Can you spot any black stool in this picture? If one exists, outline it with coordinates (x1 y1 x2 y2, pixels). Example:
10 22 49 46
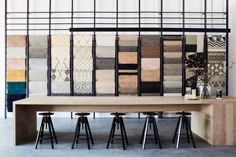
35 112 58 149
72 113 94 149
140 112 162 149
107 112 128 150
172 112 196 149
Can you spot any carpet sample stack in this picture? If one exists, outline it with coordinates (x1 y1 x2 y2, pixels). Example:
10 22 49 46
73 35 93 95
96 35 115 95
141 35 161 95
29 35 48 96
6 35 26 112
51 35 70 95
163 36 182 96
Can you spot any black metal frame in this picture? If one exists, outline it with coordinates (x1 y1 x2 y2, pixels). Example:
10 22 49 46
4 0 230 118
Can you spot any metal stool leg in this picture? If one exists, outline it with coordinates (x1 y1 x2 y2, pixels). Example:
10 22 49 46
153 117 162 149
140 118 147 144
176 116 183 149
85 117 94 144
49 116 58 144
142 117 149 150
40 117 45 144
35 118 44 149
183 116 190 143
186 117 196 148
48 117 54 149
107 118 115 149
120 118 128 145
119 117 126 150
84 117 91 150
172 116 181 144
72 118 80 149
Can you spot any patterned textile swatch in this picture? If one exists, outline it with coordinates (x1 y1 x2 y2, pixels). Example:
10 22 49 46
141 46 160 58
7 35 26 47
142 58 160 70
29 70 47 81
7 82 26 94
208 35 226 52
51 81 70 95
51 35 70 47
7 59 25 70
96 46 115 58
29 82 47 95
51 47 70 71
96 70 114 81
7 70 26 82
74 46 92 59
29 35 47 47
209 76 226 96
141 70 160 82
74 70 92 95
7 47 26 58
96 58 115 69
141 35 160 46
29 48 48 58
7 94 26 112
74 58 93 71
74 35 92 47
119 52 137 64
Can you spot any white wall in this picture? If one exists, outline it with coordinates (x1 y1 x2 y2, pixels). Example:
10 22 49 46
0 0 236 118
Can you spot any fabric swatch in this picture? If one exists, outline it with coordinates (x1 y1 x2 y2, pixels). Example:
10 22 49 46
119 40 138 46
208 35 225 51
96 58 115 69
51 47 70 70
51 70 70 81
119 88 137 94
119 52 137 64
164 58 182 64
197 35 204 52
119 75 137 88
164 81 182 88
164 76 182 81
74 81 92 95
164 69 182 76
141 82 161 93
186 35 197 45
7 82 26 94
141 46 160 58
142 58 160 70
96 46 115 58
141 70 160 82
74 58 93 71
163 36 182 40
7 35 26 47
29 70 47 81
164 52 182 58
96 81 115 94
7 47 26 59
7 94 26 112
141 35 160 46
7 70 26 82
164 64 182 69
7 59 25 70
74 70 92 82
119 46 137 52
74 35 92 47
29 58 47 70
29 82 47 95
29 35 48 47
29 47 48 58
164 45 182 52
164 88 182 93
96 70 114 81
74 46 92 59
119 35 138 41
209 76 226 96
51 35 70 47
96 35 115 46
51 81 70 94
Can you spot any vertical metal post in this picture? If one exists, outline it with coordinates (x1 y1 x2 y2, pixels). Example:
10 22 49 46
160 0 164 96
182 0 186 96
70 0 74 119
4 0 8 119
92 0 96 119
115 0 119 96
26 0 30 98
226 0 229 96
138 0 141 96
48 0 52 96
204 0 208 75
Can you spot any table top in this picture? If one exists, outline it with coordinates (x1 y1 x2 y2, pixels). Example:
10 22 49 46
13 96 236 106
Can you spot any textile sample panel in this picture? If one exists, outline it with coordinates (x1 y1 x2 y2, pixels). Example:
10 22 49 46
74 35 93 95
6 35 26 112
29 35 48 96
118 35 138 95
163 36 182 95
141 35 161 94
51 35 70 95
208 35 226 96
96 35 115 95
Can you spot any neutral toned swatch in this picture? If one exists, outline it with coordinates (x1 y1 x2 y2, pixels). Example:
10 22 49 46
74 58 93 71
119 46 137 52
164 41 182 46
141 46 160 58
7 70 26 81
141 35 160 46
164 52 182 58
119 40 138 46
29 58 47 70
164 69 182 76
119 75 137 88
164 81 182 88
96 35 115 46
51 35 70 47
163 36 182 40
29 70 47 81
74 35 92 47
186 35 197 45
7 47 26 59
164 76 182 81
29 47 48 58
96 81 115 94
164 58 182 64
29 82 47 95
7 35 26 47
96 70 114 81
51 81 70 94
29 35 48 47
142 58 160 70
197 35 204 52
7 82 26 94
119 35 138 41
164 45 182 52
74 70 92 82
164 64 182 69
74 81 92 94
51 47 70 70
96 46 115 58
96 58 115 69
119 88 137 94
7 59 25 70
74 46 92 59
51 70 70 81
164 88 182 93
119 52 137 64
141 70 160 82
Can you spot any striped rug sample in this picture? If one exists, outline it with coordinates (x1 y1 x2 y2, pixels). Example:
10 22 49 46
141 46 160 58
141 70 160 82
119 52 137 64
7 35 26 47
208 35 226 96
51 35 70 95
163 36 182 95
119 75 137 93
74 70 92 95
119 35 138 52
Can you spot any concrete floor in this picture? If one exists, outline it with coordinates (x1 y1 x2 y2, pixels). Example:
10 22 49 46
0 117 236 157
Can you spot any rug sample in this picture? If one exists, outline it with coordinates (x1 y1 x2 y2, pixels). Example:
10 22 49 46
7 82 26 94
7 59 25 70
29 35 48 47
7 35 26 47
119 52 137 64
96 70 114 81
96 81 115 94
29 58 47 70
74 35 92 47
29 82 47 95
51 35 70 47
96 35 116 46
141 46 160 58
29 47 48 58
7 70 26 82
73 70 92 95
7 47 26 58
96 46 115 58
29 70 47 81
7 94 26 112
96 58 115 69
51 81 70 94
141 70 160 82
74 46 92 59
142 58 160 70
141 35 160 46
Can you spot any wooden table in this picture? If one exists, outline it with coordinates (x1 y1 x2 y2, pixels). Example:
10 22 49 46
13 96 236 146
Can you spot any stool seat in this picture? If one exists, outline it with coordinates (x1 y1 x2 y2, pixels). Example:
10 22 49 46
111 112 126 116
75 113 90 116
176 112 191 116
143 112 158 116
39 112 54 116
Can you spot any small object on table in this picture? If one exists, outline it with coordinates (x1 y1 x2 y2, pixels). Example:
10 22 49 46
216 89 222 99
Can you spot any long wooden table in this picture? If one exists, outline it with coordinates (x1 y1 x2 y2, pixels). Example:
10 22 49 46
13 96 236 146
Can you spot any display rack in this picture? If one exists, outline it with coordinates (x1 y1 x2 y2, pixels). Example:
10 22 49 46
5 0 230 118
